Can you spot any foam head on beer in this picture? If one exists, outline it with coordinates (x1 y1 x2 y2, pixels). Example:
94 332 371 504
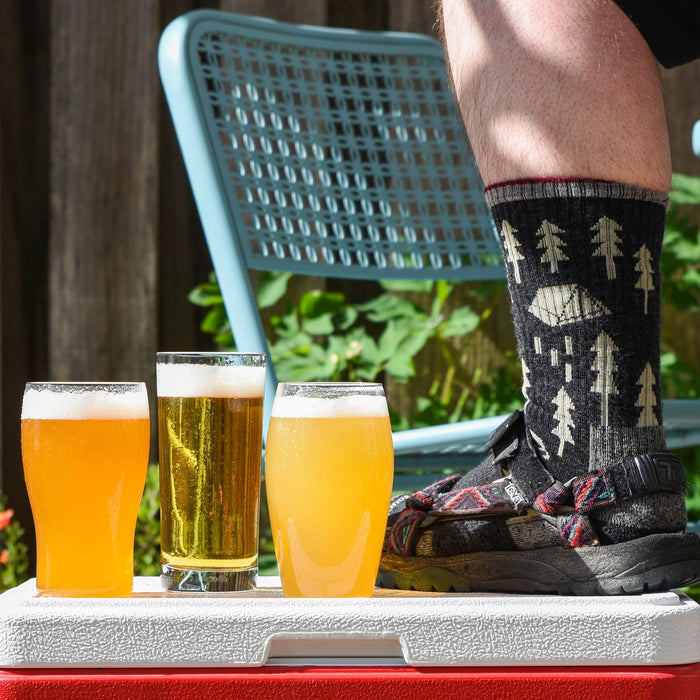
271 394 389 418
22 383 149 420
156 362 265 398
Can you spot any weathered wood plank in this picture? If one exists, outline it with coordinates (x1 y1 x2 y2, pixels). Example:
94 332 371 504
219 0 326 24
158 0 218 354
0 0 50 558
388 0 437 35
662 61 700 178
329 0 387 30
49 1 159 386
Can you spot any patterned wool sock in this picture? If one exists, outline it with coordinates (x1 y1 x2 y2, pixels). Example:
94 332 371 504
388 178 685 554
485 180 668 483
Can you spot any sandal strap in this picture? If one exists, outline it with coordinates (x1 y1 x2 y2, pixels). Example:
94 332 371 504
573 452 686 511
386 411 686 556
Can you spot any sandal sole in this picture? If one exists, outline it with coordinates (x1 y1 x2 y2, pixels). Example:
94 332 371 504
377 532 700 595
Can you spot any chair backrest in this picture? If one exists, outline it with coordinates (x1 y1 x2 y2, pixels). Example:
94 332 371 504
159 10 502 428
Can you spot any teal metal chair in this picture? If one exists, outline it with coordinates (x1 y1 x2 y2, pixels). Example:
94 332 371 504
158 10 700 489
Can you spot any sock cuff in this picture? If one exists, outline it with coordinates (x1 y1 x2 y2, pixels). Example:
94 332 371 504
484 178 669 209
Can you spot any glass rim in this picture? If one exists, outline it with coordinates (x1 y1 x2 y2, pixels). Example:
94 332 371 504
157 352 265 366
275 382 386 399
25 382 146 390
277 382 382 388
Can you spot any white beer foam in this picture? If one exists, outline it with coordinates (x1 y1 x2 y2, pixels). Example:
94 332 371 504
271 394 388 419
157 363 265 398
21 385 149 420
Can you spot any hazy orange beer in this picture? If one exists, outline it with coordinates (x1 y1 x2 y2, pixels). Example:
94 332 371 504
21 382 150 597
265 383 393 597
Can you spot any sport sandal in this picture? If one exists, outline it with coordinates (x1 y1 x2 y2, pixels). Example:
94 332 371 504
378 411 700 595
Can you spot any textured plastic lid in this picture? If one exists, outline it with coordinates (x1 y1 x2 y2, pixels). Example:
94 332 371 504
0 577 699 668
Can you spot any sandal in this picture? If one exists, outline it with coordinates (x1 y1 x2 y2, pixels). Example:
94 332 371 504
378 411 700 595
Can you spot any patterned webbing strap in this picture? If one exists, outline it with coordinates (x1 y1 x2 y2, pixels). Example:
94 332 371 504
386 413 686 556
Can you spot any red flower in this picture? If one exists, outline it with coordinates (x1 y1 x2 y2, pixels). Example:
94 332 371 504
0 510 13 531
0 551 8 564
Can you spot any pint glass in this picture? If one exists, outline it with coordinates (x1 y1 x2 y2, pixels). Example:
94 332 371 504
157 352 265 591
21 382 150 597
265 382 394 597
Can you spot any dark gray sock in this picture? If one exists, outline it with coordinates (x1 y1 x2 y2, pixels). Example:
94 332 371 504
486 180 668 482
387 179 686 556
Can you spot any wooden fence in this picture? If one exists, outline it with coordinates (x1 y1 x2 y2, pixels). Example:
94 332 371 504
1 0 699 563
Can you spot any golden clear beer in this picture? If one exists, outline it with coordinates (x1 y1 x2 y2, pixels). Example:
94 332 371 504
265 383 394 597
157 352 265 591
21 382 150 597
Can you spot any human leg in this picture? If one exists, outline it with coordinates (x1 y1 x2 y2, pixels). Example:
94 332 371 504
440 0 671 190
378 0 700 594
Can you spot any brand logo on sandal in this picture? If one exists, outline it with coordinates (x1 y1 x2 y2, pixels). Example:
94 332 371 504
503 478 526 510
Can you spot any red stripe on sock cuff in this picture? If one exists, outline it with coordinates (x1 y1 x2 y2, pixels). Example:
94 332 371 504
483 179 669 208
484 177 618 193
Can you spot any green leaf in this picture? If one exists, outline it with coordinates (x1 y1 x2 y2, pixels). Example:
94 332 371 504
275 344 336 381
337 306 359 330
440 306 481 337
188 283 223 308
389 409 410 431
270 308 300 338
670 174 700 205
298 290 347 318
385 353 415 380
377 319 418 360
213 330 235 347
256 271 292 309
346 329 380 364
435 279 454 304
396 327 432 359
379 279 433 294
359 294 425 323
302 313 335 335
200 306 228 334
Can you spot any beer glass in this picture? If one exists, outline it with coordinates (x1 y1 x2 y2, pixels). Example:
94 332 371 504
21 382 150 597
265 382 394 597
157 352 265 592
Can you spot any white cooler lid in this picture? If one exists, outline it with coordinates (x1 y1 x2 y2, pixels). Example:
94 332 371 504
0 576 698 668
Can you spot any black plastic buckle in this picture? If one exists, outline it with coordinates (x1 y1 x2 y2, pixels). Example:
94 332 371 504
484 410 523 454
633 453 686 494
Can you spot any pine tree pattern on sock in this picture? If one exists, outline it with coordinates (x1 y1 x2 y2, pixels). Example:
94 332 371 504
486 180 667 482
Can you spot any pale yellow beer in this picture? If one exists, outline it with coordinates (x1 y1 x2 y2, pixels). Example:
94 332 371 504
265 383 393 597
21 383 149 597
157 353 265 591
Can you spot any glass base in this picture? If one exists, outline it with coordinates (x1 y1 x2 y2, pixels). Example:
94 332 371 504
161 563 256 592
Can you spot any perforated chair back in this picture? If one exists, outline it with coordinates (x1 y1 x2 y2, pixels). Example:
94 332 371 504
162 11 500 281
159 10 503 438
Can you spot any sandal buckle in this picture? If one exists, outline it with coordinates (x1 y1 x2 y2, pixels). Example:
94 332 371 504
633 453 686 493
484 410 523 453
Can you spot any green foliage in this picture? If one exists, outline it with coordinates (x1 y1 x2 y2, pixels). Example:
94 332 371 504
0 498 29 592
662 176 700 341
660 174 700 400
133 464 161 576
659 174 700 531
190 270 512 428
